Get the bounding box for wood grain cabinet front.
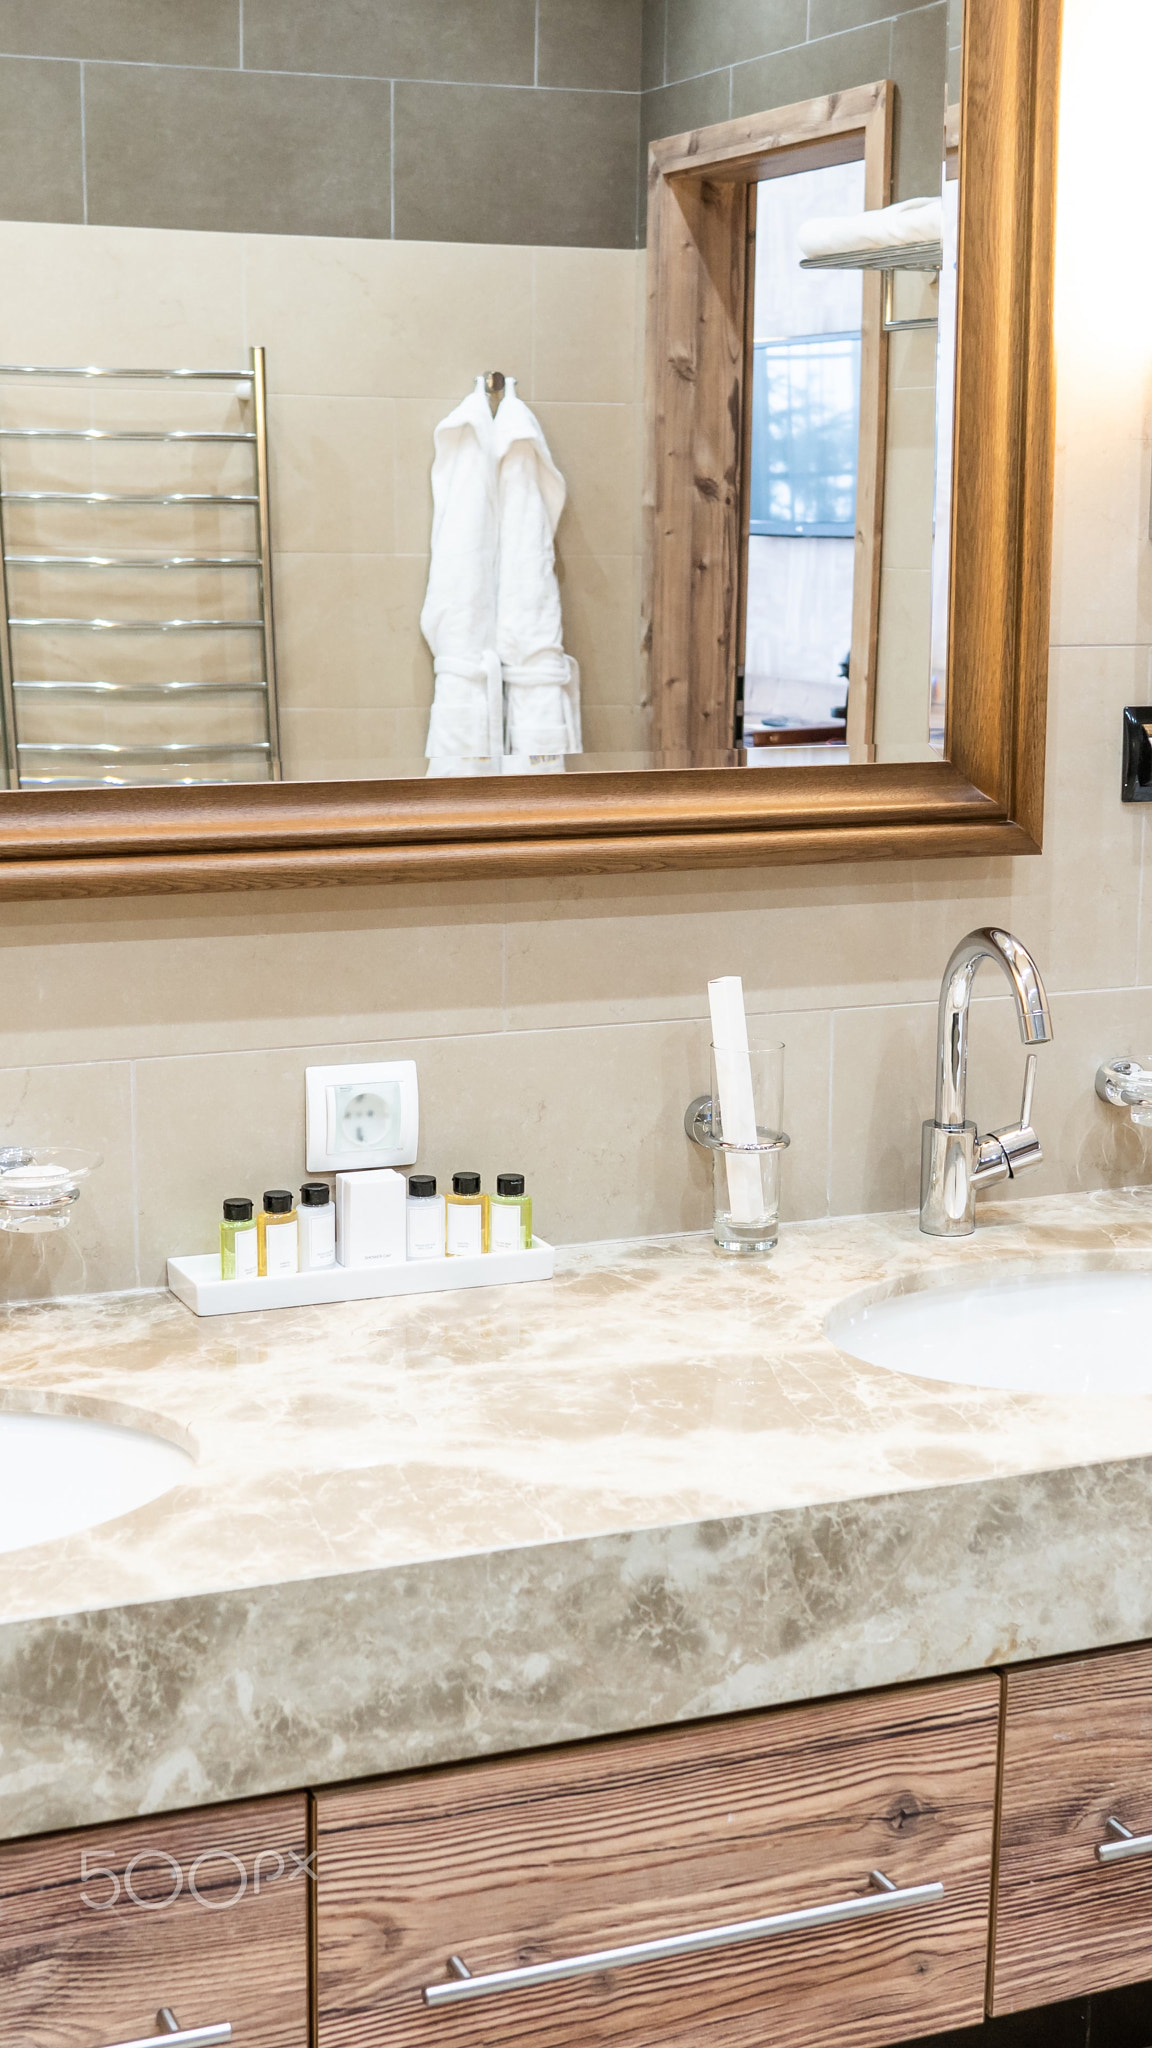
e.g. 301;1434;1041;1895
316;1676;1000;2048
0;1792;310;2048
992;1643;1152;2012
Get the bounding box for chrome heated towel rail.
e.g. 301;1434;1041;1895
0;351;282;786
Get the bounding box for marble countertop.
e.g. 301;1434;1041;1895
4;1186;1152;1842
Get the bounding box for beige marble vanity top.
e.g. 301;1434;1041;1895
3;1186;1152;1842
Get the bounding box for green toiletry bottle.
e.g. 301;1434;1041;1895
220;1196;258;1280
485;1172;532;1253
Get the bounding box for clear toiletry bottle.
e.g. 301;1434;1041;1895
298;1180;336;1270
407;1173;446;1261
485;1172;532;1253
445;1170;483;1257
258;1188;298;1277
220;1196;258;1279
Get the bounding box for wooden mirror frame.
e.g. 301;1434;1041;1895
0;0;1058;900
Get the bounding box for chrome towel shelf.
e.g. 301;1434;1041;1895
0;350;282;787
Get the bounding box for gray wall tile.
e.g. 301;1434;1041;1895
666;0;806;83
891;3;947;199
241;0;536;87
537;0;643;92
84;64;391;237
809;0;934;33
641;0;666;91
730;20;891;120
394;82;638;246
0;56;83;222
642;69;731;156
0;0;240;65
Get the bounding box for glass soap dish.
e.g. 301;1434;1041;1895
0;1147;102;1232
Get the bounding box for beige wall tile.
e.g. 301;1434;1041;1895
268;396;395;555
0;885;508;1068
244;235;535;401
556;554;641;705
273;553;430;712
1050;354;1150;647
134;1008;830;1282
532;248;641;404
0;1061;136;1296
535;402;639;558
0;219;246;367
279;705;429;781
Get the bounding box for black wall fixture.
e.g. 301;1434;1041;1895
1121;706;1152;800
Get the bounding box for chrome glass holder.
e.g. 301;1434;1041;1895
684;1094;790;1157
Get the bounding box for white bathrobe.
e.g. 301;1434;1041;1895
421;377;581;775
420;378;503;775
492;377;581;771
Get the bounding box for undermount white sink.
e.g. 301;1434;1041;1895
826;1267;1152;1397
0;1407;192;1554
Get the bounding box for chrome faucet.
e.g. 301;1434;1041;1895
920;927;1053;1237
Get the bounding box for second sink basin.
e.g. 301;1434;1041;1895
826;1267;1152;1397
0;1406;192;1554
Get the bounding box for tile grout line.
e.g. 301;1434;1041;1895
825;1010;836;1216
0;50;638;94
79;61;88;225
128;1059;141;1289
666;6;942;92
1131;802;1139;987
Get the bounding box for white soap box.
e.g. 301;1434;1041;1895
167;1239;555;1318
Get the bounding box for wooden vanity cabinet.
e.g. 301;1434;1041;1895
991;1643;1152;2013
0;1792;309;2048
315;1675;1000;2048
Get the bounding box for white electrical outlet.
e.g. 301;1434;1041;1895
305;1060;419;1173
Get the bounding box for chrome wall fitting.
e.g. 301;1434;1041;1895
919;927;1052;1238
1096;1057;1152;1127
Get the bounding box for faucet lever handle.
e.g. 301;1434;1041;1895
1019;1052;1037;1132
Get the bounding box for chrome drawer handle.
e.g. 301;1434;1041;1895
1097;1816;1152;1864
96;2009;232;2048
422;1867;945;2008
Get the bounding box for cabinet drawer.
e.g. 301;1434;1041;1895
0;1792;309;2048
993;1643;1152;2012
317;1676;999;2048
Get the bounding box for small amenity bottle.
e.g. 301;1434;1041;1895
407;1173;446;1260
220;1196;258;1280
298;1181;336;1270
445;1170;483;1257
258;1188;299;1277
485;1172;532;1253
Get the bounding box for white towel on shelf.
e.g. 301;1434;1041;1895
797;194;943;262
421;377;504;776
492;376;582;773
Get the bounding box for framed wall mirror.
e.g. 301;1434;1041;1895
0;0;1058;895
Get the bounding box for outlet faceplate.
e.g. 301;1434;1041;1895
305;1060;419;1172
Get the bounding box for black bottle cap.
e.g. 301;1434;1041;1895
263;1189;294;1214
452;1170;481;1196
408;1174;437;1198
496;1173;525;1198
300;1181;330;1207
222;1197;253;1222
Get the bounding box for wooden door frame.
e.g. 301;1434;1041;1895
646;81;893;763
